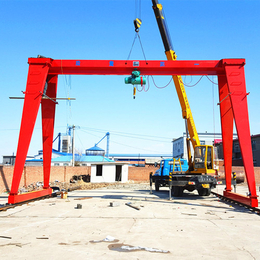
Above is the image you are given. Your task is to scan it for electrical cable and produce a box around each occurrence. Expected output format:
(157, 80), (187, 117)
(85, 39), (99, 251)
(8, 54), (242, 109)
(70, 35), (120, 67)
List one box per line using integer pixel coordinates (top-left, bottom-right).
(78, 128), (172, 154)
(206, 75), (218, 85)
(183, 75), (218, 88)
(183, 76), (204, 87)
(80, 126), (172, 140)
(110, 139), (171, 153)
(75, 130), (85, 151)
(183, 75), (193, 85)
(149, 75), (173, 89)
(79, 128), (171, 143)
(137, 79), (149, 92)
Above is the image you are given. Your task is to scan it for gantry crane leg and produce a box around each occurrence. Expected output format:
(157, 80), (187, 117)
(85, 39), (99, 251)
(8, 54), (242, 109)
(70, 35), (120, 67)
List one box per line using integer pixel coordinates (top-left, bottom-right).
(219, 60), (258, 207)
(218, 75), (233, 192)
(8, 62), (52, 204)
(41, 75), (58, 189)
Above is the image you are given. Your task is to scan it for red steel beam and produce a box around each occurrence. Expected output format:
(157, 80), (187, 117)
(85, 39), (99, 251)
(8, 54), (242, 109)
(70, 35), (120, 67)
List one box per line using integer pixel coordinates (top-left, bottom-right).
(30, 58), (231, 76)
(218, 75), (234, 192)
(8, 57), (258, 207)
(41, 75), (58, 189)
(224, 62), (258, 207)
(9, 62), (49, 197)
(8, 188), (52, 204)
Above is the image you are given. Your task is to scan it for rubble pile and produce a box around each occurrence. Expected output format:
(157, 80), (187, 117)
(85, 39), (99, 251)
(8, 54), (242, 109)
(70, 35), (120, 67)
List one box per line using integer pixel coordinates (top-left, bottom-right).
(17, 178), (150, 194)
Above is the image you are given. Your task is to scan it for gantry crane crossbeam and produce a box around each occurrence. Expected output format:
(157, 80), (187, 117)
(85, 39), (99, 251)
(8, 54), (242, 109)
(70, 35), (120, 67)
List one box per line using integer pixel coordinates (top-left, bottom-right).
(8, 58), (258, 208)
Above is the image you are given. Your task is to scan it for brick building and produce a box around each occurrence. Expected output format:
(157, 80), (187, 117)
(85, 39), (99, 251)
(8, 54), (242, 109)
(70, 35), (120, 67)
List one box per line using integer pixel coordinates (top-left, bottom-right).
(216, 134), (260, 166)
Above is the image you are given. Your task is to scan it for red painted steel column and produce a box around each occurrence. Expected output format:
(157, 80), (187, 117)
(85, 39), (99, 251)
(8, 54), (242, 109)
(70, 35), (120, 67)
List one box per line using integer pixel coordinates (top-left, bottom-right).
(218, 75), (233, 192)
(9, 63), (50, 195)
(224, 64), (258, 206)
(41, 75), (58, 189)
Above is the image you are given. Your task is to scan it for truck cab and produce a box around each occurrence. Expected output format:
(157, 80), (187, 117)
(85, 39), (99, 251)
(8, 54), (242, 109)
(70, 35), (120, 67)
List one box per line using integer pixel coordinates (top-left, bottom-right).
(152, 158), (217, 196)
(155, 158), (189, 177)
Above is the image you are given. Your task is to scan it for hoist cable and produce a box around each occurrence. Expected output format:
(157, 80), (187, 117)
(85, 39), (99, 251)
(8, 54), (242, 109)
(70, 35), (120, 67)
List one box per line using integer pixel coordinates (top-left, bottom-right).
(137, 33), (147, 62)
(126, 33), (138, 61)
(135, 0), (141, 19)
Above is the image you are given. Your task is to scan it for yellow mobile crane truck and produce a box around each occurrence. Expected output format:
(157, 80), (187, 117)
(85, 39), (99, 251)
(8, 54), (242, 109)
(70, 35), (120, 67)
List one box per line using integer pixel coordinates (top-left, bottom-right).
(150, 0), (219, 196)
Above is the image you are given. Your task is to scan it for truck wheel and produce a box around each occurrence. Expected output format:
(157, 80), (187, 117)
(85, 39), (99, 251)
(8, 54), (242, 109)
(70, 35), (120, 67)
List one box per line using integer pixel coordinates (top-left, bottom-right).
(155, 181), (160, 191)
(198, 188), (211, 196)
(172, 186), (183, 197)
(205, 188), (211, 196)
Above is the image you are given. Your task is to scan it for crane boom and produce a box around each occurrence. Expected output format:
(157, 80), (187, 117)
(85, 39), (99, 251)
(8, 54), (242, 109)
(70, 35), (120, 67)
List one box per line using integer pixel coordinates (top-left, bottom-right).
(152, 0), (201, 168)
(152, 0), (200, 145)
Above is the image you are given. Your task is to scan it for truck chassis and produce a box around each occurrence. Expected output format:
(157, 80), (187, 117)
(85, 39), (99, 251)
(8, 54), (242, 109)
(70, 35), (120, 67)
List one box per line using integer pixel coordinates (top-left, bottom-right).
(151, 173), (217, 197)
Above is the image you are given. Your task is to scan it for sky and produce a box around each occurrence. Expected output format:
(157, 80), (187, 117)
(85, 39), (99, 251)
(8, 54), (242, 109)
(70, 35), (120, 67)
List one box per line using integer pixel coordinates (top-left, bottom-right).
(0, 0), (260, 160)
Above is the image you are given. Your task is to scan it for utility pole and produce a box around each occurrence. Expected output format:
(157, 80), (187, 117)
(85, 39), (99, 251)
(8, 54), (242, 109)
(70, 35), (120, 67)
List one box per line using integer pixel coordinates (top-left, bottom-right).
(72, 125), (75, 167)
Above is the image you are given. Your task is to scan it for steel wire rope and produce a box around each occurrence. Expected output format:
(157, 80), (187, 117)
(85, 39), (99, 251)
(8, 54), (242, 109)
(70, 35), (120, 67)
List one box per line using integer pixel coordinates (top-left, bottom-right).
(135, 0), (142, 20)
(137, 33), (147, 62)
(127, 0), (147, 63)
(126, 33), (138, 61)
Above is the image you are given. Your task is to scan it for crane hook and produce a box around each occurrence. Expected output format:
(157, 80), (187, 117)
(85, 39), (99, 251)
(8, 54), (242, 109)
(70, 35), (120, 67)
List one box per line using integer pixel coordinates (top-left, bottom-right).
(134, 18), (142, 32)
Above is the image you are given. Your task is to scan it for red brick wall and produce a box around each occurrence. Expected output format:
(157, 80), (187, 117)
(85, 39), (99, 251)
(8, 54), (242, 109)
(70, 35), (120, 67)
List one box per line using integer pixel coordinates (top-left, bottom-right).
(128, 165), (157, 181)
(0, 166), (91, 193)
(218, 166), (260, 185)
(1, 165), (260, 193)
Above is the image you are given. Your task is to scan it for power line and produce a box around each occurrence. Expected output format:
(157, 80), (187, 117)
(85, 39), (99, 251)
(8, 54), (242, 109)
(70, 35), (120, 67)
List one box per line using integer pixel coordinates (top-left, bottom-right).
(80, 126), (173, 142)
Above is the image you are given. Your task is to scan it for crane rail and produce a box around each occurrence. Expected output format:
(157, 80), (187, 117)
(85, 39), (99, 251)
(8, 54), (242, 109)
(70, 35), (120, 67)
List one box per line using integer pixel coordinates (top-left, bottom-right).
(0, 194), (52, 212)
(0, 186), (82, 212)
(1, 189), (259, 214)
(211, 191), (260, 215)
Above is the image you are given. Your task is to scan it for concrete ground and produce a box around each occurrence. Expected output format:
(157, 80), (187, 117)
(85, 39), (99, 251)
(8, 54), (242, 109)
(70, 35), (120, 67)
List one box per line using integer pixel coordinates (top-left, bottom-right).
(0, 184), (260, 260)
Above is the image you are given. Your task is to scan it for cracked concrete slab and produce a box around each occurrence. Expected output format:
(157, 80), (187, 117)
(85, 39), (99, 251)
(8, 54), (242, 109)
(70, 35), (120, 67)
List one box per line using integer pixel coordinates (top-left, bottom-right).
(0, 184), (259, 260)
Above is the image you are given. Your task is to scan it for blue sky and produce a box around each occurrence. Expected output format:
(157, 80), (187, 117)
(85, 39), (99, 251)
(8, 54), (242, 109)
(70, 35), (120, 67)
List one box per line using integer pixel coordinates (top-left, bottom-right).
(1, 0), (260, 160)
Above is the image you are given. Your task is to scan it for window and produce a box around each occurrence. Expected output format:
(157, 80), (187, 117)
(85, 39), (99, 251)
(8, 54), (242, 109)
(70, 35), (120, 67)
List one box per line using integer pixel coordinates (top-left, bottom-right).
(207, 147), (213, 169)
(234, 143), (240, 153)
(252, 140), (256, 151)
(194, 146), (206, 169)
(96, 165), (103, 176)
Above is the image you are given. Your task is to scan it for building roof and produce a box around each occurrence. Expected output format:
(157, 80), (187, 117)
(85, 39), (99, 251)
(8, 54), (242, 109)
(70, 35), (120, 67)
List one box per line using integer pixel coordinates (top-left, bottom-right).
(52, 154), (113, 163)
(109, 154), (172, 158)
(86, 146), (104, 152)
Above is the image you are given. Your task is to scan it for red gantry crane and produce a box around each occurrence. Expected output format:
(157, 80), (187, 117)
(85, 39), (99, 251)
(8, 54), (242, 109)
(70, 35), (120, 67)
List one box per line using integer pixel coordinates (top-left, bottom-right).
(7, 3), (258, 207)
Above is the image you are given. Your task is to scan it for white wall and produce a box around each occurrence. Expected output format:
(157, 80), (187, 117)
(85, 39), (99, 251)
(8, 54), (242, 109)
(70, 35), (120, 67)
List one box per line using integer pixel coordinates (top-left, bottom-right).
(90, 164), (128, 183)
(121, 165), (128, 182)
(172, 138), (184, 158)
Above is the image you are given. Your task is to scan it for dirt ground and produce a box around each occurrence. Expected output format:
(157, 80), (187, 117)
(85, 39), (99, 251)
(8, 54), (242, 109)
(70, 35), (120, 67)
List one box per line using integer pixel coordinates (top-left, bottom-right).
(50, 179), (151, 192)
